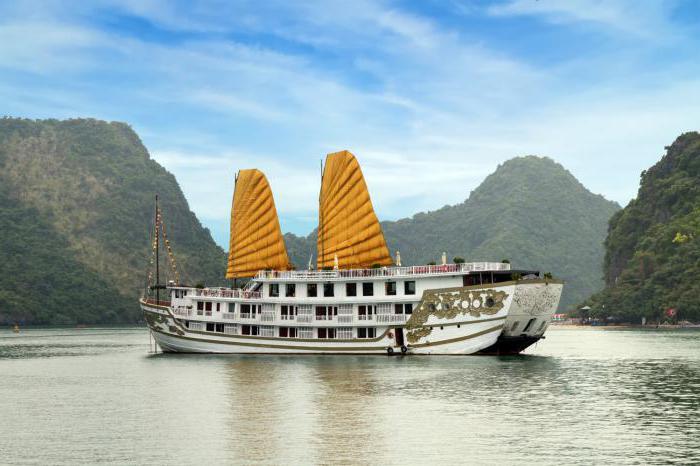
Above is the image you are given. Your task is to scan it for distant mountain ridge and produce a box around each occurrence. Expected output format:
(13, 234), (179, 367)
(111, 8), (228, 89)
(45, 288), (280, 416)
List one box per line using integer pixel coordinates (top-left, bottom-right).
(0, 118), (226, 325)
(589, 132), (700, 321)
(285, 156), (620, 310)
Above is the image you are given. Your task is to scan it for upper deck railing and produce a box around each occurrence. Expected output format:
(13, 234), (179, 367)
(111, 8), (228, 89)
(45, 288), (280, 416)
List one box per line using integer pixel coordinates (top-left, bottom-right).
(193, 288), (262, 299)
(255, 262), (511, 281)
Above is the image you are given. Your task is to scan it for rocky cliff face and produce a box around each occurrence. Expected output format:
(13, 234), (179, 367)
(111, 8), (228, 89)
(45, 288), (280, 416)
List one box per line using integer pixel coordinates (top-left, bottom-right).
(591, 132), (700, 321)
(0, 118), (226, 325)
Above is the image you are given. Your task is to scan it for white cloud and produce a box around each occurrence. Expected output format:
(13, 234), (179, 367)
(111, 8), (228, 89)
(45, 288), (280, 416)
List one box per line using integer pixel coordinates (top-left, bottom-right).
(0, 22), (106, 73)
(487, 0), (677, 38)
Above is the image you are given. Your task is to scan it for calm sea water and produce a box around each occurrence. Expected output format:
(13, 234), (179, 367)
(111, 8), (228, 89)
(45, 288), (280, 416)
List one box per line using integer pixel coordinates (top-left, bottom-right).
(1, 327), (699, 465)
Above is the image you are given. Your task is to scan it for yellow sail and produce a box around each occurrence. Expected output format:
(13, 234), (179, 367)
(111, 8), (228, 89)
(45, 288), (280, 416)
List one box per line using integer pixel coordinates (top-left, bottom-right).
(317, 150), (393, 269)
(226, 169), (291, 278)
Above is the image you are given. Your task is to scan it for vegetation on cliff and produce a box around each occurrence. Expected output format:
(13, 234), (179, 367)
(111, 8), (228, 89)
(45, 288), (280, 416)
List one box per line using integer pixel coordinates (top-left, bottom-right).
(0, 118), (226, 325)
(588, 132), (700, 322)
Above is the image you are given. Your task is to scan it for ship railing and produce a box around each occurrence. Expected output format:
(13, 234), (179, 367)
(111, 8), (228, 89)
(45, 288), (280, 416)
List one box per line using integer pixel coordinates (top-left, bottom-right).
(222, 312), (237, 320)
(143, 298), (172, 307)
(172, 307), (192, 317)
(255, 262), (511, 281)
(239, 312), (257, 320)
(337, 315), (353, 324)
(192, 288), (262, 299)
(261, 312), (276, 322)
(357, 315), (373, 321)
(297, 315), (314, 324)
(376, 314), (407, 324)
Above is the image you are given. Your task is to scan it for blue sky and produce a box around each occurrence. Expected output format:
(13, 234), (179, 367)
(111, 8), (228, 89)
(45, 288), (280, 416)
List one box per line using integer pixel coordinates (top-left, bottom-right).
(2, 0), (700, 247)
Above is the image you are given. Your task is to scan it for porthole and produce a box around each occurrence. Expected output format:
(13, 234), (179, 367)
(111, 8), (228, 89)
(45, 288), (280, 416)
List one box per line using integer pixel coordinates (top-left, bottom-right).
(485, 297), (495, 308)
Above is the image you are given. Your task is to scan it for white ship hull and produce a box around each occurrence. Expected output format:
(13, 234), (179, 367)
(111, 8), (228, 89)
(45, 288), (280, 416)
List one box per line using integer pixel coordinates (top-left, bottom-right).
(141, 265), (563, 356)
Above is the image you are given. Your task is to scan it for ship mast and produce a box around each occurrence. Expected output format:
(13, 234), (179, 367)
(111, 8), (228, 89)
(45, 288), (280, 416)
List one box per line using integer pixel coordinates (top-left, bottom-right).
(319, 159), (324, 269)
(232, 171), (238, 290)
(155, 195), (160, 304)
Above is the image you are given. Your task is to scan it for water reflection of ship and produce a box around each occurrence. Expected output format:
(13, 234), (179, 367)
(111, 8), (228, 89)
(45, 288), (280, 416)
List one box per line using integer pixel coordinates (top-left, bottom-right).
(223, 356), (387, 463)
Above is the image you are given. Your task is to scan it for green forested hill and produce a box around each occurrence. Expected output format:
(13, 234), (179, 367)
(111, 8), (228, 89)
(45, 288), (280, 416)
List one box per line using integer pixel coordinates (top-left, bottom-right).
(285, 156), (619, 310)
(589, 132), (700, 322)
(0, 118), (226, 325)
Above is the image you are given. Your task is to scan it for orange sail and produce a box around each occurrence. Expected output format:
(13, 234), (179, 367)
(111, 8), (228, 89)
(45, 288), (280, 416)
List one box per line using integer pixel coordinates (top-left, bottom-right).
(317, 150), (392, 269)
(226, 169), (291, 278)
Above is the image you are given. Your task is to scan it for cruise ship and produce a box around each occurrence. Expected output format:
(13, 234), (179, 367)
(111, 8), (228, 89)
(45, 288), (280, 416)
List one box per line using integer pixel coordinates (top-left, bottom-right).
(141, 151), (563, 355)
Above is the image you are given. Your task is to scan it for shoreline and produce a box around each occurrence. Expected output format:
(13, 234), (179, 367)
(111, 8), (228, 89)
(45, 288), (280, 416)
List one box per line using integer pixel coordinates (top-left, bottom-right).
(550, 323), (700, 330)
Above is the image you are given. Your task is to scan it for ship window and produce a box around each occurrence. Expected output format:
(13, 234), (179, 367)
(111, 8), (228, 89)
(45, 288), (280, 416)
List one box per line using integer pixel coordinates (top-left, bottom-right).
(362, 282), (374, 296)
(280, 327), (297, 338)
(216, 303), (220, 312)
(318, 328), (327, 338)
(285, 283), (296, 297)
(269, 284), (279, 297)
(307, 283), (317, 297)
(385, 281), (397, 296)
(463, 275), (478, 287)
(357, 328), (366, 338)
(523, 318), (536, 333)
(205, 302), (212, 311)
(323, 283), (334, 297)
(206, 323), (215, 332)
(281, 305), (295, 320)
(358, 305), (374, 320)
(197, 301), (203, 311)
(404, 281), (416, 295)
(394, 304), (403, 314)
(404, 303), (413, 314)
(215, 323), (224, 333)
(327, 328), (336, 339)
(368, 328), (376, 338)
(242, 325), (251, 335)
(346, 282), (357, 297)
(510, 322), (519, 332)
(251, 325), (259, 336)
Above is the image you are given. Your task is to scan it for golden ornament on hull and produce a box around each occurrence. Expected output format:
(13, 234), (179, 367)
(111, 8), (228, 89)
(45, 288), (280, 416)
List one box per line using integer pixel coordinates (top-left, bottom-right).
(317, 150), (392, 270)
(226, 169), (291, 279)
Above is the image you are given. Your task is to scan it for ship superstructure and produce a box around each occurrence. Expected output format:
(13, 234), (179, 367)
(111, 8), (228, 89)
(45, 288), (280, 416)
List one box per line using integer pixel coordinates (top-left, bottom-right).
(141, 151), (563, 354)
